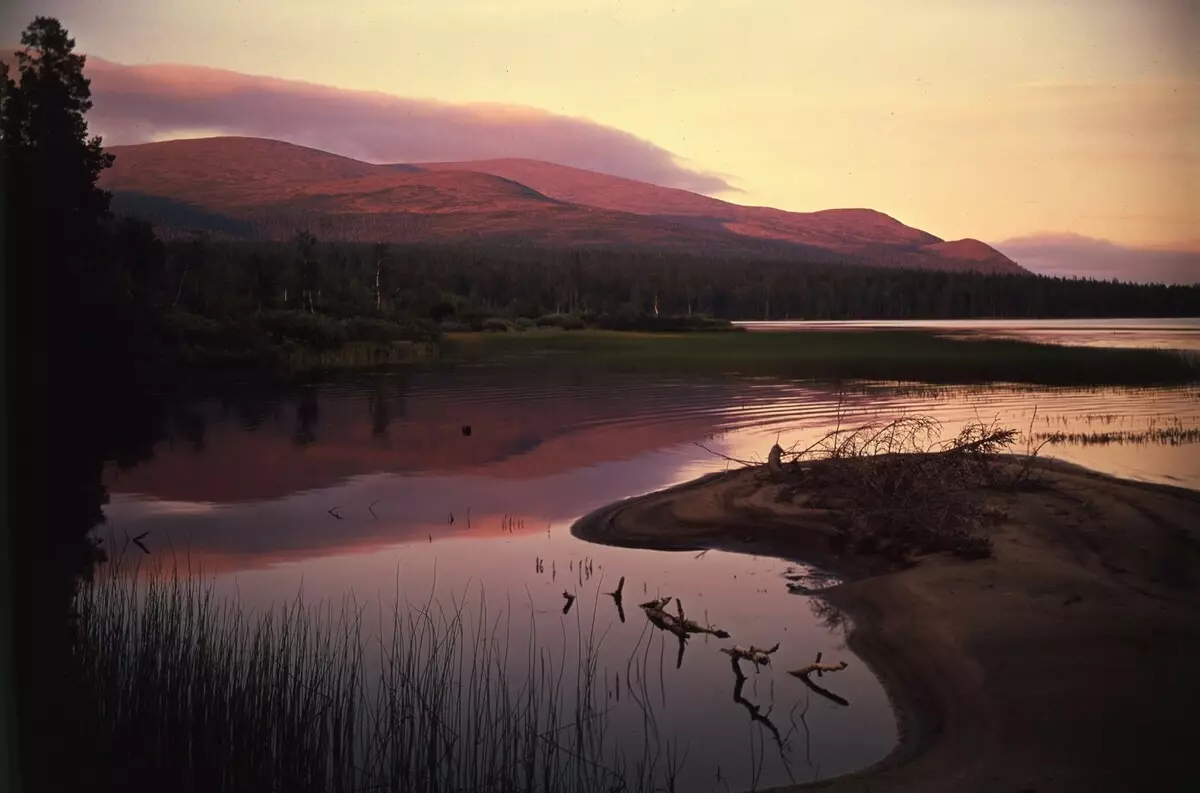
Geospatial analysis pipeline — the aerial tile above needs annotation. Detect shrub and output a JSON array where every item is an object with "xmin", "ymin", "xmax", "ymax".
[
  {"xmin": 481, "ymin": 317, "xmax": 511, "ymax": 333},
  {"xmin": 257, "ymin": 310, "xmax": 347, "ymax": 351},
  {"xmin": 343, "ymin": 317, "xmax": 407, "ymax": 343},
  {"xmin": 535, "ymin": 313, "xmax": 586, "ymax": 330}
]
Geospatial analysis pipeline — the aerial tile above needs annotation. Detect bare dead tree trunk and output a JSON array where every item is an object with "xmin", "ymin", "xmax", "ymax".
[
  {"xmin": 375, "ymin": 258, "xmax": 382, "ymax": 312},
  {"xmin": 172, "ymin": 265, "xmax": 189, "ymax": 310}
]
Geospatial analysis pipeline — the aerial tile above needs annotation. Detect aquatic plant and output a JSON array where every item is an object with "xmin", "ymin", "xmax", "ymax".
[{"xmin": 72, "ymin": 560, "xmax": 680, "ymax": 793}]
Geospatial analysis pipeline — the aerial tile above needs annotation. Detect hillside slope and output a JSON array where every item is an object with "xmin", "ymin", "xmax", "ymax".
[{"xmin": 101, "ymin": 137, "xmax": 1025, "ymax": 273}]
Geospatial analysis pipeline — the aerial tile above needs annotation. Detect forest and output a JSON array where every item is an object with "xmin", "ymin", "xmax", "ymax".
[{"xmin": 148, "ymin": 232, "xmax": 1200, "ymax": 325}]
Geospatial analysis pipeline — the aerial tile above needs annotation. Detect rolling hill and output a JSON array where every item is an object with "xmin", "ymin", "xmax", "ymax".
[{"xmin": 100, "ymin": 136, "xmax": 1025, "ymax": 274}]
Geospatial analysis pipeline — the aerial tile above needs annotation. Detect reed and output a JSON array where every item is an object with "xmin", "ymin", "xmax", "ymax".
[{"xmin": 72, "ymin": 559, "xmax": 673, "ymax": 793}]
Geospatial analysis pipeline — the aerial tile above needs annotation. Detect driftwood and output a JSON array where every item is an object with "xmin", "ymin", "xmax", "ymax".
[
  {"xmin": 639, "ymin": 597, "xmax": 730, "ymax": 640},
  {"xmin": 788, "ymin": 652, "xmax": 850, "ymax": 707},
  {"xmin": 767, "ymin": 442, "xmax": 785, "ymax": 481},
  {"xmin": 720, "ymin": 643, "xmax": 781, "ymax": 675}
]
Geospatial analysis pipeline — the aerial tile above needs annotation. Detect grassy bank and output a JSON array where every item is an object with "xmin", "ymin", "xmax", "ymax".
[
  {"xmin": 73, "ymin": 563, "xmax": 675, "ymax": 793},
  {"xmin": 441, "ymin": 328, "xmax": 1200, "ymax": 386},
  {"xmin": 159, "ymin": 311, "xmax": 1199, "ymax": 386},
  {"xmin": 161, "ymin": 310, "xmax": 440, "ymax": 377},
  {"xmin": 160, "ymin": 311, "xmax": 732, "ymax": 377}
]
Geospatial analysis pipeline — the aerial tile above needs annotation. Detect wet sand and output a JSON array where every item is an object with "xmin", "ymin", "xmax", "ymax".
[{"xmin": 572, "ymin": 457, "xmax": 1200, "ymax": 793}]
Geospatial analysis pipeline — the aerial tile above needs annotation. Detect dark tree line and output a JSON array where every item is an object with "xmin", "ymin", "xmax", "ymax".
[
  {"xmin": 147, "ymin": 238, "xmax": 1200, "ymax": 325},
  {"xmin": 2, "ymin": 18, "xmax": 177, "ymax": 792}
]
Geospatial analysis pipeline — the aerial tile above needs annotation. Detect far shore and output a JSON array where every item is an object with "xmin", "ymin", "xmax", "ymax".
[{"xmin": 571, "ymin": 456, "xmax": 1200, "ymax": 793}]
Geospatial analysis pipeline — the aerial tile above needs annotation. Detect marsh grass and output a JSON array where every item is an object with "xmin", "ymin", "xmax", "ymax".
[
  {"xmin": 441, "ymin": 329, "xmax": 1200, "ymax": 386},
  {"xmin": 1035, "ymin": 426, "xmax": 1200, "ymax": 446},
  {"xmin": 73, "ymin": 559, "xmax": 676, "ymax": 793}
]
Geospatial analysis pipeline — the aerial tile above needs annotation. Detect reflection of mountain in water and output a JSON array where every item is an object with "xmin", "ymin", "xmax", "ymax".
[
  {"xmin": 104, "ymin": 369, "xmax": 860, "ymax": 503},
  {"xmin": 99, "ymin": 371, "xmax": 1200, "ymax": 570}
]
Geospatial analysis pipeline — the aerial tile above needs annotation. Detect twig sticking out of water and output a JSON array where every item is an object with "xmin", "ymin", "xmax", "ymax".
[{"xmin": 607, "ymin": 577, "xmax": 626, "ymax": 623}]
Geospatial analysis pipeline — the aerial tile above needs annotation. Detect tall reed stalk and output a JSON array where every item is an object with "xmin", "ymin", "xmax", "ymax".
[{"xmin": 72, "ymin": 559, "xmax": 675, "ymax": 793}]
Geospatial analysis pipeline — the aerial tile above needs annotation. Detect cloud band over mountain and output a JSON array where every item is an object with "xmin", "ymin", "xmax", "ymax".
[{"xmin": 80, "ymin": 55, "xmax": 734, "ymax": 195}]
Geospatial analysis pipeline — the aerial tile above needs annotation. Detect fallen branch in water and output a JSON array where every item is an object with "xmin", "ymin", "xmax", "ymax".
[
  {"xmin": 639, "ymin": 597, "xmax": 731, "ymax": 639},
  {"xmin": 720, "ymin": 643, "xmax": 781, "ymax": 676},
  {"xmin": 788, "ymin": 652, "xmax": 850, "ymax": 707}
]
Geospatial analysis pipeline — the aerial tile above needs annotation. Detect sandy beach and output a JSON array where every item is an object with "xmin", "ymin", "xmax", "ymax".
[{"xmin": 572, "ymin": 458, "xmax": 1200, "ymax": 793}]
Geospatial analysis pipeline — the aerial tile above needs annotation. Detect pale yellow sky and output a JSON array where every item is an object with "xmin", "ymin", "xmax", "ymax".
[{"xmin": 4, "ymin": 0, "xmax": 1197, "ymax": 247}]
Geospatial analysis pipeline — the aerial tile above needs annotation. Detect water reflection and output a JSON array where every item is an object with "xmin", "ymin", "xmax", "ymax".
[
  {"xmin": 104, "ymin": 370, "xmax": 1200, "ymax": 571},
  {"xmin": 739, "ymin": 317, "xmax": 1200, "ymax": 352},
  {"xmin": 93, "ymin": 367, "xmax": 1199, "ymax": 789}
]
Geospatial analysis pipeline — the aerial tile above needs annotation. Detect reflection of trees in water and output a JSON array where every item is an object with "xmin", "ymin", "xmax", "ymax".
[
  {"xmin": 170, "ymin": 405, "xmax": 208, "ymax": 452},
  {"xmin": 294, "ymin": 388, "xmax": 320, "ymax": 446},
  {"xmin": 809, "ymin": 596, "xmax": 849, "ymax": 634},
  {"xmin": 227, "ymin": 391, "xmax": 280, "ymax": 432},
  {"xmin": 369, "ymin": 377, "xmax": 391, "ymax": 440},
  {"xmin": 18, "ymin": 380, "xmax": 172, "ymax": 791}
]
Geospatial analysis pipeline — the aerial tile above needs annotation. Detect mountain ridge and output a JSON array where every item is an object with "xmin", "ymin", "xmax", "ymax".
[{"xmin": 99, "ymin": 136, "xmax": 1025, "ymax": 274}]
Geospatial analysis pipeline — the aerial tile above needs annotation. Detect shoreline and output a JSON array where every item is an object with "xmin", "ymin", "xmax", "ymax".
[{"xmin": 571, "ymin": 456, "xmax": 1200, "ymax": 792}]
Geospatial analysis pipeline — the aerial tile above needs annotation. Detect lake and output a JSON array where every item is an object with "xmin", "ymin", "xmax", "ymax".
[
  {"xmin": 737, "ymin": 317, "xmax": 1200, "ymax": 352},
  {"xmin": 96, "ymin": 322, "xmax": 1200, "ymax": 791}
]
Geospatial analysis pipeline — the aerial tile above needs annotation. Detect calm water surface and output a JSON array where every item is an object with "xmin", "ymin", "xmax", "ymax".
[
  {"xmin": 99, "ymin": 351, "xmax": 1200, "ymax": 789},
  {"xmin": 738, "ymin": 317, "xmax": 1200, "ymax": 352}
]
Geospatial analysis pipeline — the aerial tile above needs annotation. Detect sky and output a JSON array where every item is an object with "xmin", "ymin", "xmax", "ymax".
[{"xmin": 3, "ymin": 0, "xmax": 1198, "ymax": 257}]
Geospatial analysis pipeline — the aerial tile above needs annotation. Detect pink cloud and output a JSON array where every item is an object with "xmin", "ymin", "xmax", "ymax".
[
  {"xmin": 79, "ymin": 56, "xmax": 735, "ymax": 195},
  {"xmin": 993, "ymin": 233, "xmax": 1200, "ymax": 286}
]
